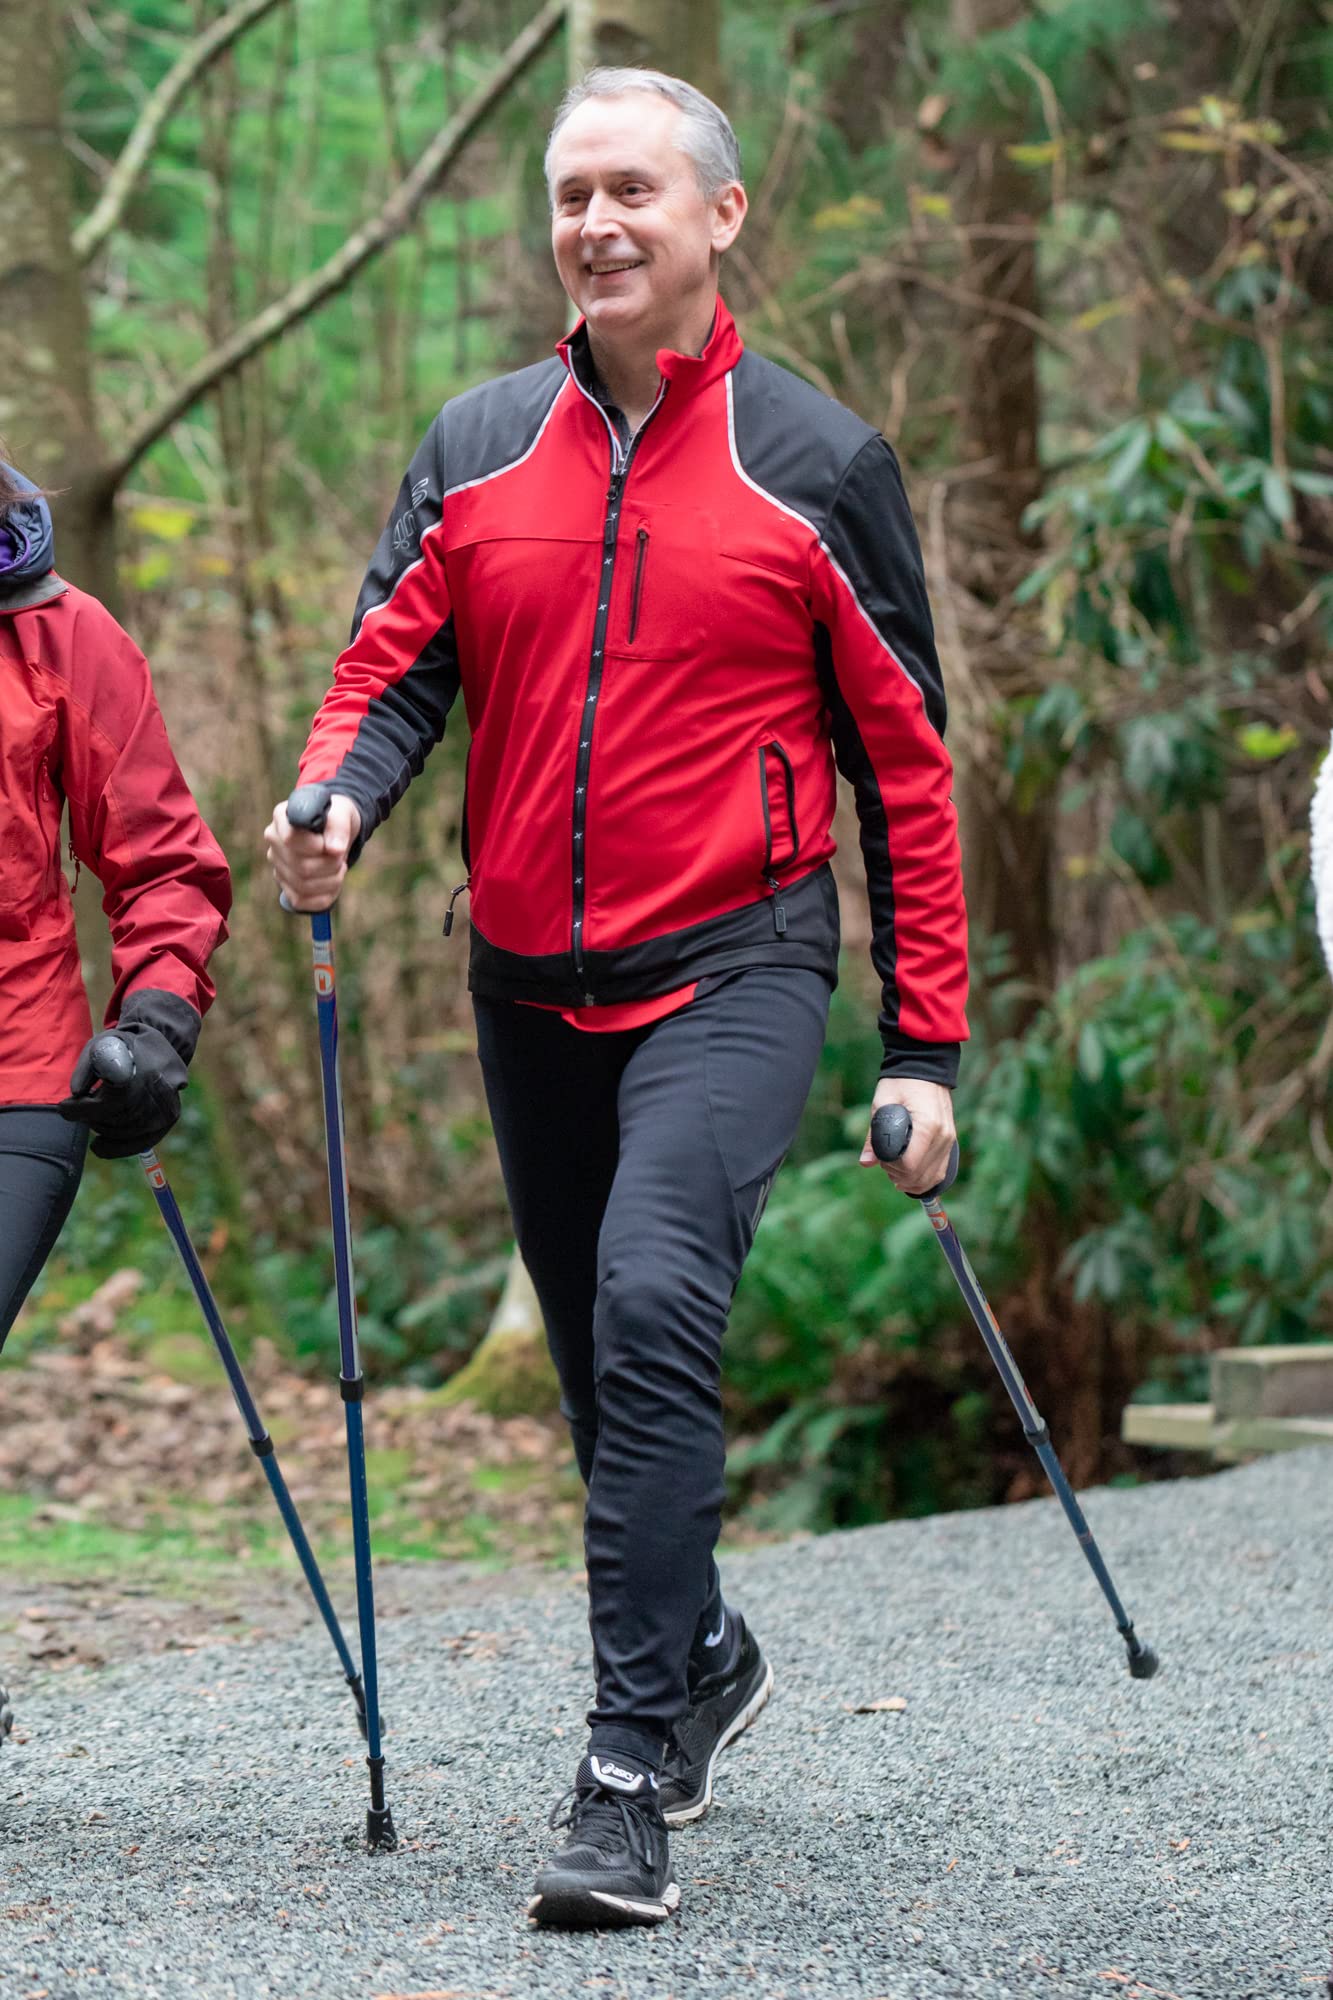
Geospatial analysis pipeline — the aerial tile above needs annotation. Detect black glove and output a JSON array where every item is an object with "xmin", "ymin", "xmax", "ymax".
[{"xmin": 59, "ymin": 990, "xmax": 201, "ymax": 1160}]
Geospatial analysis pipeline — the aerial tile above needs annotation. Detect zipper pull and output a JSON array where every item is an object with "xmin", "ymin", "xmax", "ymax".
[
  {"xmin": 68, "ymin": 839, "xmax": 81, "ymax": 894},
  {"xmin": 443, "ymin": 878, "xmax": 470, "ymax": 937},
  {"xmin": 765, "ymin": 877, "xmax": 787, "ymax": 936}
]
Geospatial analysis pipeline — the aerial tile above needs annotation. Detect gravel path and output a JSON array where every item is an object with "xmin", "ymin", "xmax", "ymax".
[{"xmin": 1, "ymin": 1450, "xmax": 1328, "ymax": 2000}]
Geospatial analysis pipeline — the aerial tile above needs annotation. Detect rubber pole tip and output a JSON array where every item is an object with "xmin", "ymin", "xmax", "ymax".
[
  {"xmin": 366, "ymin": 1806, "xmax": 398, "ymax": 1851},
  {"xmin": 1127, "ymin": 1642, "xmax": 1159, "ymax": 1680}
]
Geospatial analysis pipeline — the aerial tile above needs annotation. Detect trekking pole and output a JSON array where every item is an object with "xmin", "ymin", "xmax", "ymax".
[
  {"xmin": 870, "ymin": 1104, "xmax": 1159, "ymax": 1682},
  {"xmin": 283, "ymin": 780, "xmax": 397, "ymax": 1850},
  {"xmin": 87, "ymin": 1032, "xmax": 373, "ymax": 1741}
]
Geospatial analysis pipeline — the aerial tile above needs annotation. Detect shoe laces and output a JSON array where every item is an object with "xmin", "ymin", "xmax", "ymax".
[{"xmin": 549, "ymin": 1782, "xmax": 657, "ymax": 1870}]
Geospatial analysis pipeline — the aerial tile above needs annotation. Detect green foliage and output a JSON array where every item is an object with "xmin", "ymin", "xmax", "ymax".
[
  {"xmin": 730, "ymin": 908, "xmax": 1331, "ymax": 1532},
  {"xmin": 34, "ymin": 0, "xmax": 1333, "ymax": 1549}
]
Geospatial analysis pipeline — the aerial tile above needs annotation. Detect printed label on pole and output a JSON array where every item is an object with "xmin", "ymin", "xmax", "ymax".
[
  {"xmin": 312, "ymin": 937, "xmax": 335, "ymax": 997},
  {"xmin": 142, "ymin": 1154, "xmax": 166, "ymax": 1189}
]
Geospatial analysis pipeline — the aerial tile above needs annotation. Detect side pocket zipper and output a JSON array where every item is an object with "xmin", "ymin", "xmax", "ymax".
[
  {"xmin": 758, "ymin": 741, "xmax": 798, "ymax": 936},
  {"xmin": 628, "ymin": 527, "xmax": 649, "ymax": 642},
  {"xmin": 443, "ymin": 878, "xmax": 470, "ymax": 937}
]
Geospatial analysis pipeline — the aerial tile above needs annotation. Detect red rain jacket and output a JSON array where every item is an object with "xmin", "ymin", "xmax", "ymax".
[
  {"xmin": 0, "ymin": 579, "xmax": 232, "ymax": 1105},
  {"xmin": 301, "ymin": 302, "xmax": 968, "ymax": 1082}
]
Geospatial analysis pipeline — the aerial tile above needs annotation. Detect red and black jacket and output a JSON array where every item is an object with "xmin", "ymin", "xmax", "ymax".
[
  {"xmin": 0, "ymin": 577, "xmax": 231, "ymax": 1106},
  {"xmin": 300, "ymin": 301, "xmax": 968, "ymax": 1082}
]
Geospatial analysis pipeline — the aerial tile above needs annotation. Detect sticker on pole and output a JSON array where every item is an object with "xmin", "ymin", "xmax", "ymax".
[{"xmin": 312, "ymin": 938, "xmax": 335, "ymax": 997}]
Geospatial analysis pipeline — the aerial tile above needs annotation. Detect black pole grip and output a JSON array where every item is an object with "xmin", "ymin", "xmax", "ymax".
[
  {"xmin": 869, "ymin": 1103, "xmax": 960, "ymax": 1198},
  {"xmin": 89, "ymin": 1031, "xmax": 136, "ymax": 1088},
  {"xmin": 286, "ymin": 782, "xmax": 334, "ymax": 835}
]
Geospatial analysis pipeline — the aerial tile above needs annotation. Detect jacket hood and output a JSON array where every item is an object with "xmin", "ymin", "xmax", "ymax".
[
  {"xmin": 0, "ymin": 465, "xmax": 66, "ymax": 610},
  {"xmin": 1, "ymin": 465, "xmax": 56, "ymax": 582}
]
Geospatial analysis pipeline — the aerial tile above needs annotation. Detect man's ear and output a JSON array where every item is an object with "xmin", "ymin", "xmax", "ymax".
[{"xmin": 710, "ymin": 181, "xmax": 748, "ymax": 256}]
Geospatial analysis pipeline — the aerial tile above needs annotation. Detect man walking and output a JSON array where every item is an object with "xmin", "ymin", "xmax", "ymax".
[{"xmin": 267, "ymin": 68, "xmax": 967, "ymax": 1929}]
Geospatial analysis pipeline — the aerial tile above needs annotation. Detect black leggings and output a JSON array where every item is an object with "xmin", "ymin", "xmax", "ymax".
[
  {"xmin": 475, "ymin": 966, "xmax": 831, "ymax": 1768},
  {"xmin": 0, "ymin": 1107, "xmax": 88, "ymax": 1345}
]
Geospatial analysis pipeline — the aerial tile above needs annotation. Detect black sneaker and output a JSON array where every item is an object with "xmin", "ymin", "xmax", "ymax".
[
  {"xmin": 659, "ymin": 1613, "xmax": 772, "ymax": 1825},
  {"xmin": 0, "ymin": 1683, "xmax": 11, "ymax": 1745},
  {"xmin": 527, "ymin": 1753, "xmax": 680, "ymax": 1930}
]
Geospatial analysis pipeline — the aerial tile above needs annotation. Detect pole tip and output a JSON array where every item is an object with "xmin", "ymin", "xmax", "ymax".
[
  {"xmin": 1127, "ymin": 1641, "xmax": 1159, "ymax": 1680},
  {"xmin": 366, "ymin": 1806, "xmax": 398, "ymax": 1851}
]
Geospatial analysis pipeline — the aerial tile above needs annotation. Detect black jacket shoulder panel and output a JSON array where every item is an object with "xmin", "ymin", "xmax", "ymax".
[
  {"xmin": 438, "ymin": 358, "xmax": 569, "ymax": 494},
  {"xmin": 728, "ymin": 350, "xmax": 878, "ymax": 533}
]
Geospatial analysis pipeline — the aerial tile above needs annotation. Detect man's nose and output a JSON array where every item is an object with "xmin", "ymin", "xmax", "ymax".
[{"xmin": 580, "ymin": 191, "xmax": 620, "ymax": 238}]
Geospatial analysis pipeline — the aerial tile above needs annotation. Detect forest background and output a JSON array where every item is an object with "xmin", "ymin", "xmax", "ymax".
[{"xmin": 1, "ymin": 0, "xmax": 1331, "ymax": 1576}]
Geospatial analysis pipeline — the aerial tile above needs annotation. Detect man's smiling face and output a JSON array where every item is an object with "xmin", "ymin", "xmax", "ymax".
[{"xmin": 548, "ymin": 93, "xmax": 744, "ymax": 351}]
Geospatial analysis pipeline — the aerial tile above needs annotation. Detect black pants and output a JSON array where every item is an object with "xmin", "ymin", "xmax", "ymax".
[
  {"xmin": 0, "ymin": 1107, "xmax": 88, "ymax": 1345},
  {"xmin": 475, "ymin": 966, "xmax": 831, "ymax": 1768}
]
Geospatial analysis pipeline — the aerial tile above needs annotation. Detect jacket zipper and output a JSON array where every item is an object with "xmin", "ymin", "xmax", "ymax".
[
  {"xmin": 758, "ymin": 741, "xmax": 798, "ymax": 936},
  {"xmin": 566, "ymin": 374, "xmax": 667, "ymax": 999},
  {"xmin": 628, "ymin": 528, "xmax": 649, "ymax": 643},
  {"xmin": 442, "ymin": 879, "xmax": 470, "ymax": 936},
  {"xmin": 443, "ymin": 751, "xmax": 472, "ymax": 936}
]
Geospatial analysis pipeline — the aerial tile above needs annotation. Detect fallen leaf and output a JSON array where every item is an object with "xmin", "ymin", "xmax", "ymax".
[{"xmin": 845, "ymin": 1696, "xmax": 908, "ymax": 1713}]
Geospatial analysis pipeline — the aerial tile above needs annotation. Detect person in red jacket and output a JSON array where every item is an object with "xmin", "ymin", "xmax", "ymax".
[
  {"xmin": 268, "ymin": 69, "xmax": 968, "ymax": 1928},
  {"xmin": 0, "ymin": 454, "xmax": 232, "ymax": 1342}
]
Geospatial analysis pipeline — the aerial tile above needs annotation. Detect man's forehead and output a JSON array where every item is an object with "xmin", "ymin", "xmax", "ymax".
[{"xmin": 550, "ymin": 96, "xmax": 687, "ymax": 182}]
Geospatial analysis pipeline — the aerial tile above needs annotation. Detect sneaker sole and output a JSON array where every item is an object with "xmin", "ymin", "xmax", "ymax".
[
  {"xmin": 527, "ymin": 1879, "xmax": 681, "ymax": 1930},
  {"xmin": 661, "ymin": 1659, "xmax": 774, "ymax": 1827}
]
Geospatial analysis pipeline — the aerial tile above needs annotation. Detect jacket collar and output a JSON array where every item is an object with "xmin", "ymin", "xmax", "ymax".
[
  {"xmin": 0, "ymin": 570, "xmax": 68, "ymax": 613},
  {"xmin": 557, "ymin": 295, "xmax": 743, "ymax": 400}
]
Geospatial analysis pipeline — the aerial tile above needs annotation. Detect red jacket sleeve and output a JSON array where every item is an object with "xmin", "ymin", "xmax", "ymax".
[
  {"xmin": 810, "ymin": 437, "xmax": 969, "ymax": 1084},
  {"xmin": 299, "ymin": 416, "xmax": 460, "ymax": 850},
  {"xmin": 56, "ymin": 592, "xmax": 231, "ymax": 1023}
]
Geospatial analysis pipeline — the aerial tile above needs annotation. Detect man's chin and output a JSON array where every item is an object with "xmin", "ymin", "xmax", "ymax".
[{"xmin": 580, "ymin": 288, "xmax": 649, "ymax": 331}]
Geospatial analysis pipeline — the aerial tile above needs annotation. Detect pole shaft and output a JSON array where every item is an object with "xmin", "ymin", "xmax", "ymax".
[
  {"xmin": 136, "ymin": 1152, "xmax": 366, "ymax": 1691},
  {"xmin": 305, "ymin": 911, "xmax": 388, "ymax": 1773},
  {"xmin": 922, "ymin": 1194, "xmax": 1139, "ymax": 1640}
]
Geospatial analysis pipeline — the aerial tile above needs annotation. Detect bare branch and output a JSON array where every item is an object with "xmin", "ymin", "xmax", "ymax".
[
  {"xmin": 74, "ymin": 0, "xmax": 293, "ymax": 265},
  {"xmin": 103, "ymin": 0, "xmax": 567, "ymax": 490}
]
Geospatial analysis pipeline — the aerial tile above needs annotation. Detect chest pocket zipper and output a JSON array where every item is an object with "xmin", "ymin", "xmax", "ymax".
[{"xmin": 628, "ymin": 528, "xmax": 649, "ymax": 643}]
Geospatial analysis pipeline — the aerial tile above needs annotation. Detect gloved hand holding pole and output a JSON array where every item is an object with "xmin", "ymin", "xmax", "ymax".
[
  {"xmin": 870, "ymin": 1104, "xmax": 1159, "ymax": 1683},
  {"xmin": 283, "ymin": 780, "xmax": 397, "ymax": 1851}
]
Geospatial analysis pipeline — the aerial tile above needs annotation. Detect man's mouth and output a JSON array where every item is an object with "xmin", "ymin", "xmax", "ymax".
[{"xmin": 587, "ymin": 260, "xmax": 643, "ymax": 276}]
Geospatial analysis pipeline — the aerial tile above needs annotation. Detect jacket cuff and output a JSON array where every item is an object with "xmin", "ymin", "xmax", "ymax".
[
  {"xmin": 117, "ymin": 989, "xmax": 202, "ymax": 1066},
  {"xmin": 877, "ymin": 1025, "xmax": 959, "ymax": 1089},
  {"xmin": 336, "ymin": 785, "xmax": 377, "ymax": 866}
]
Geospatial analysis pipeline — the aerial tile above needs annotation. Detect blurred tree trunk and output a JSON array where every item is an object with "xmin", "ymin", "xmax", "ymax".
[
  {"xmin": 0, "ymin": 0, "xmax": 115, "ymax": 600},
  {"xmin": 947, "ymin": 0, "xmax": 1055, "ymax": 1017},
  {"xmin": 466, "ymin": 0, "xmax": 723, "ymax": 1407},
  {"xmin": 438, "ymin": 1256, "xmax": 560, "ymax": 1416},
  {"xmin": 568, "ymin": 0, "xmax": 720, "ymax": 100}
]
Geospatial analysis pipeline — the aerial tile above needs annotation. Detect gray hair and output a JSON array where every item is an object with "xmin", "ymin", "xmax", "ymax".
[{"xmin": 545, "ymin": 68, "xmax": 743, "ymax": 201}]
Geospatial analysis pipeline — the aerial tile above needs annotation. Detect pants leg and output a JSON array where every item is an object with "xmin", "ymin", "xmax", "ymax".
[
  {"xmin": 586, "ymin": 969, "xmax": 829, "ymax": 1756},
  {"xmin": 0, "ymin": 1108, "xmax": 89, "ymax": 1345},
  {"xmin": 474, "ymin": 998, "xmax": 623, "ymax": 1486}
]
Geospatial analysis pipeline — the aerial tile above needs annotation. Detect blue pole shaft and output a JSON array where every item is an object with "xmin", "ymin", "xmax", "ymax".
[
  {"xmin": 306, "ymin": 912, "xmax": 388, "ymax": 1783},
  {"xmin": 921, "ymin": 1193, "xmax": 1140, "ymax": 1643},
  {"xmin": 137, "ymin": 1150, "xmax": 367, "ymax": 1708}
]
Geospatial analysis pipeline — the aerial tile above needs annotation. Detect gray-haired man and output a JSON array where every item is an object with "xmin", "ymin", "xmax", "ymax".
[{"xmin": 268, "ymin": 67, "xmax": 967, "ymax": 1929}]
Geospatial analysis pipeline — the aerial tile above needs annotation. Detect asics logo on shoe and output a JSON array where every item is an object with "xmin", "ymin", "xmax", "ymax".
[
  {"xmin": 590, "ymin": 1755, "xmax": 657, "ymax": 1794},
  {"xmin": 703, "ymin": 1615, "xmax": 726, "ymax": 1648}
]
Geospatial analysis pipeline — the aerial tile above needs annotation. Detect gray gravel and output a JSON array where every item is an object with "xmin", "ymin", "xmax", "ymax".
[{"xmin": 1, "ymin": 1450, "xmax": 1329, "ymax": 2000}]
